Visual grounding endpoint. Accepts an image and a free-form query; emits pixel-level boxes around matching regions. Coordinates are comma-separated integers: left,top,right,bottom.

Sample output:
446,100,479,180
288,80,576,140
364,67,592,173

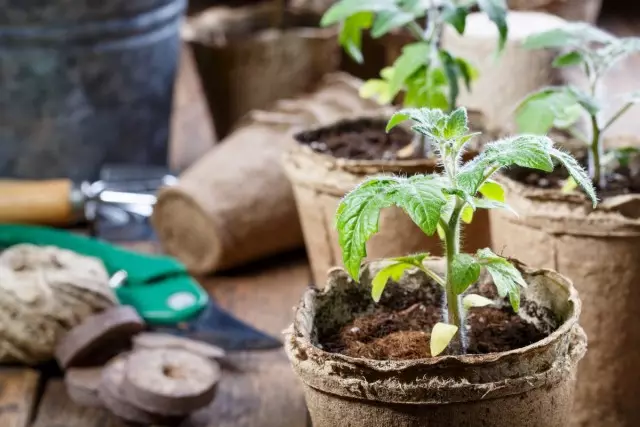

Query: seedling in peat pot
517,22,640,190
336,107,597,355
321,0,509,157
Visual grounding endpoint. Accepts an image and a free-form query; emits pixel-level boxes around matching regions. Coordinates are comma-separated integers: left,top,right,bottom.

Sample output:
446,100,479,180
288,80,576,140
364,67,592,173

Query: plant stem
602,102,634,132
589,113,605,189
407,21,427,42
444,200,465,354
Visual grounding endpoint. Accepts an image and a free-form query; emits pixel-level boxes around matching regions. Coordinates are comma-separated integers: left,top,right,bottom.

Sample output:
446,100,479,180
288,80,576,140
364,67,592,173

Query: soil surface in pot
296,118,415,161
508,153,640,198
320,281,548,360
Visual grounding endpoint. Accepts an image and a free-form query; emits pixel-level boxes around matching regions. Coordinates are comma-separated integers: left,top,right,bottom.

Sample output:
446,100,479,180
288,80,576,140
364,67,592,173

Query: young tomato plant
516,23,640,189
336,107,597,356
320,0,508,112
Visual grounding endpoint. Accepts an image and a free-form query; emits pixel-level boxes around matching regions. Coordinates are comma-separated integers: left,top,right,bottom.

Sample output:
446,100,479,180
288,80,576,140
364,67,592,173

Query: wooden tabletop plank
31,380,125,427
0,368,39,427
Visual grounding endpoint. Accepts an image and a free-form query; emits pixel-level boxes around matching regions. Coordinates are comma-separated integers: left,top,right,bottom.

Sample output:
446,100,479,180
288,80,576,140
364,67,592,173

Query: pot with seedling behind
490,23,640,426
283,0,509,286
285,107,596,426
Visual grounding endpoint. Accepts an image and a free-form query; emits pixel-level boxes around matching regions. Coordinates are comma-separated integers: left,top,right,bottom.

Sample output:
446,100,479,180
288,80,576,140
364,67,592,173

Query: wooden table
0,250,312,427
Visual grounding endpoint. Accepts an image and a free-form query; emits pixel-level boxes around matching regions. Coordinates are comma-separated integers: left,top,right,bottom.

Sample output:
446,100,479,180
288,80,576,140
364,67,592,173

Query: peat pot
282,114,494,287
285,260,586,427
489,173,640,427
0,0,185,180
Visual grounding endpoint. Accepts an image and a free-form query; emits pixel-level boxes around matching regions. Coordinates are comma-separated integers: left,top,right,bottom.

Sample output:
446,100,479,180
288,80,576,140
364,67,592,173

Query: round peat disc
65,366,103,408
99,354,184,425
123,348,220,416
55,306,145,368
133,332,226,360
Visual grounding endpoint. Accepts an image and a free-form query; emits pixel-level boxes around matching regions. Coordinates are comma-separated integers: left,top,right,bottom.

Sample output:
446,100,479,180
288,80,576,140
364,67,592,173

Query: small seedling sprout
321,0,509,156
336,107,597,355
516,22,640,189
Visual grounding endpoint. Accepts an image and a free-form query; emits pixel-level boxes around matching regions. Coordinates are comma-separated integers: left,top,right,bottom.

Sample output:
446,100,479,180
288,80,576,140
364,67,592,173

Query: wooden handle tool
0,179,85,225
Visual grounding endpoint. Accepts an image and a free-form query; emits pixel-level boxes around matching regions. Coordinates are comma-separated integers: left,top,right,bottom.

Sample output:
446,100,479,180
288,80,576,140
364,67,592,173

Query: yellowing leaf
479,181,505,202
463,294,494,310
561,176,578,193
359,79,393,104
430,322,458,356
461,205,474,223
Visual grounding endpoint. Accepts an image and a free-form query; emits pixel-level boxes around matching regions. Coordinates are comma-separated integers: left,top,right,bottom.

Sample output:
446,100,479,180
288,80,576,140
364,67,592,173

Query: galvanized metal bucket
0,0,186,180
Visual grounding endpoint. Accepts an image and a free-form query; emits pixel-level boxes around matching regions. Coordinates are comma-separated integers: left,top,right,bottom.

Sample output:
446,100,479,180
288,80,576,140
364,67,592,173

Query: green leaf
338,12,374,63
387,107,446,134
371,9,416,38
457,135,555,194
389,42,430,98
552,51,584,68
440,51,460,110
321,0,396,26
550,148,598,207
450,254,481,295
515,87,592,135
442,5,468,35
371,261,414,302
461,205,474,223
463,294,494,310
430,322,458,356
359,79,393,104
522,23,615,50
336,177,397,279
391,252,430,265
479,181,505,202
476,248,527,312
386,111,411,132
336,175,447,280
473,198,517,216
392,175,448,235
444,107,469,139
455,57,478,91
477,0,508,51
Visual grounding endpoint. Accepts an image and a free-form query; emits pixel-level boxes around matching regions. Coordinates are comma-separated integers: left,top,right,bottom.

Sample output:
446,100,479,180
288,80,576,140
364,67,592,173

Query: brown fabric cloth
285,260,586,427
489,173,640,427
152,73,385,275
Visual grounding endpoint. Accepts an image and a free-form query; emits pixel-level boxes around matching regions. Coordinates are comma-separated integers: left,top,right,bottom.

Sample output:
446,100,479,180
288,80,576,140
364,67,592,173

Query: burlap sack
152,73,385,274
285,259,586,427
184,2,339,138
282,113,494,287
508,0,602,22
489,171,640,427
442,11,585,134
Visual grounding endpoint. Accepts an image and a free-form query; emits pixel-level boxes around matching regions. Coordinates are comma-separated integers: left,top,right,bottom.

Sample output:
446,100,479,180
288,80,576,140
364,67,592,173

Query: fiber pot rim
285,258,585,404
494,173,640,236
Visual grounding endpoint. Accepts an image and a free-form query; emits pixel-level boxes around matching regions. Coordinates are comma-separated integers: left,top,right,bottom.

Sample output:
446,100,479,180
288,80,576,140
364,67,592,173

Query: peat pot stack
285,260,586,427
442,11,582,133
184,1,339,139
152,73,383,275
283,112,494,287
489,171,640,427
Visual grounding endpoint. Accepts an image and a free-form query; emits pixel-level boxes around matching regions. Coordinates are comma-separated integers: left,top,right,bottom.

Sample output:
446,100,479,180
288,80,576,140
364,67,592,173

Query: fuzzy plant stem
444,201,466,354
589,114,605,189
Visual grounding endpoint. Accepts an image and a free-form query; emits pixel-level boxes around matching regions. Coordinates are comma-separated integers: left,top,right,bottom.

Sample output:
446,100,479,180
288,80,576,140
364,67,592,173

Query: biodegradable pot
184,2,339,139
507,0,602,22
442,11,584,133
489,173,640,427
285,260,586,427
152,73,384,274
283,113,494,287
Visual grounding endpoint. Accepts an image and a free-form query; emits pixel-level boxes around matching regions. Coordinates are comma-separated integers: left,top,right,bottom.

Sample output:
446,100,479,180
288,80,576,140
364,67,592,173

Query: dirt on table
320,282,548,360
296,118,415,161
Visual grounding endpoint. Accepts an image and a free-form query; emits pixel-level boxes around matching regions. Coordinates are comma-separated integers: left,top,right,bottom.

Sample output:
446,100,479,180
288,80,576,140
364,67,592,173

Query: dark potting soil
295,119,416,161
320,282,547,360
508,153,640,198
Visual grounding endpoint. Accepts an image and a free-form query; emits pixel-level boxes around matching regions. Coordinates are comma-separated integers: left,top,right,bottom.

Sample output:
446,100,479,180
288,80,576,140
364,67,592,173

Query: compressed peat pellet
65,366,103,408
133,332,226,360
55,306,145,368
99,354,184,425
123,348,220,416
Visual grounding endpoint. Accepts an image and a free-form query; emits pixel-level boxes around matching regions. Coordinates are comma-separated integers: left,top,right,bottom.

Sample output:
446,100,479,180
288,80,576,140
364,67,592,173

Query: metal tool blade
149,300,282,351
